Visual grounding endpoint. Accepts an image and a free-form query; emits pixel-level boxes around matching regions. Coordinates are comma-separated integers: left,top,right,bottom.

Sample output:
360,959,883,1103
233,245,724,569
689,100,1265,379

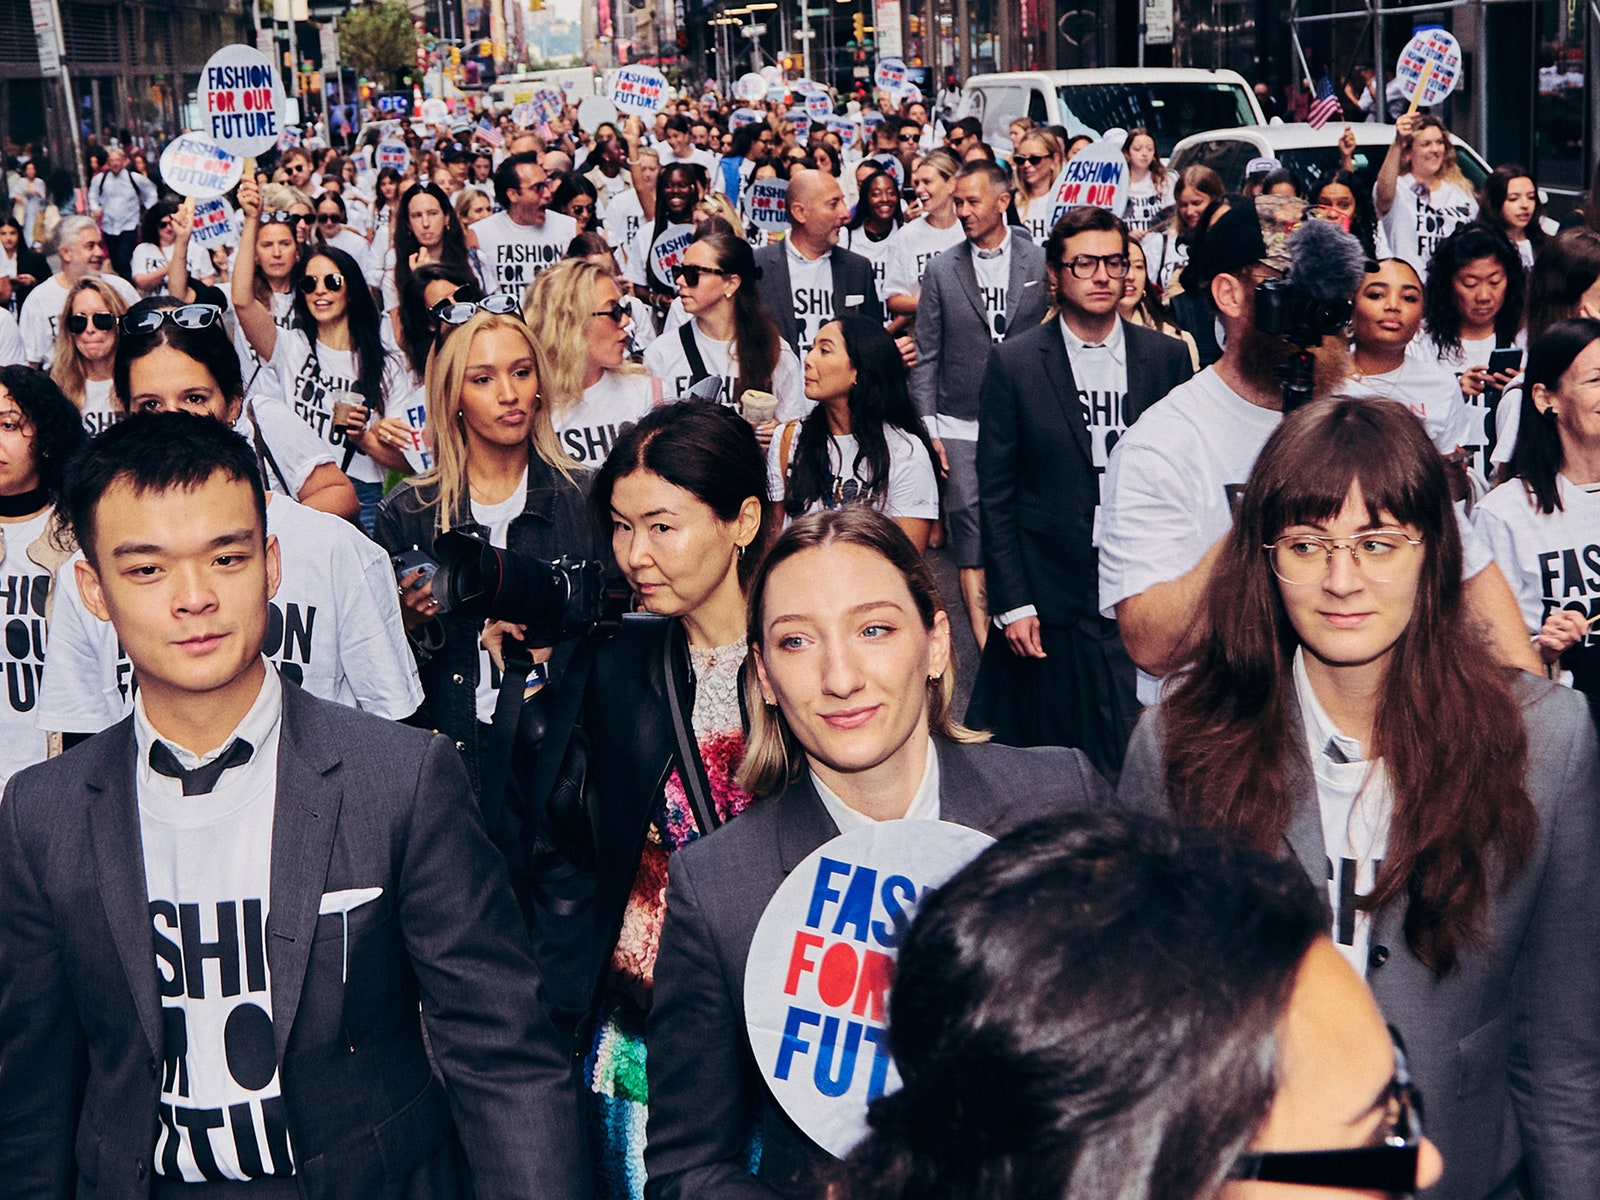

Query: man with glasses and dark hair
277,146,315,192
970,204,1190,776
473,151,578,302
19,215,139,369
943,115,983,155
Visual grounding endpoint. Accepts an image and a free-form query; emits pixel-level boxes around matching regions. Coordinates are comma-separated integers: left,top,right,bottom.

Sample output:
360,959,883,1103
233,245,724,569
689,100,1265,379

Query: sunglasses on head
260,211,308,226
67,311,117,334
121,304,223,336
297,273,345,294
431,292,523,325
671,264,732,287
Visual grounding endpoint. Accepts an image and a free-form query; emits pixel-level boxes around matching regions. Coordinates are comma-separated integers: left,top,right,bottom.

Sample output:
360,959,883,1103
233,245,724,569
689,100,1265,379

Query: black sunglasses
431,292,523,325
1014,153,1051,166
260,212,307,226
121,304,223,336
590,301,631,324
1229,1026,1423,1194
67,311,117,334
316,212,343,224
297,273,345,294
672,264,732,287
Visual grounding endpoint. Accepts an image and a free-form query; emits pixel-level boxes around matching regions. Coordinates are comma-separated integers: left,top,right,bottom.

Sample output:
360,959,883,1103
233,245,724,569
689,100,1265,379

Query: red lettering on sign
816,942,858,1008
851,950,894,1021
784,931,824,995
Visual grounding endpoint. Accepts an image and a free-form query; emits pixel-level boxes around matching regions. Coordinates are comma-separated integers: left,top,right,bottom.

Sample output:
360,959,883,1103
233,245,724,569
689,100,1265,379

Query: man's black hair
62,412,266,568
665,113,693,135
492,150,544,210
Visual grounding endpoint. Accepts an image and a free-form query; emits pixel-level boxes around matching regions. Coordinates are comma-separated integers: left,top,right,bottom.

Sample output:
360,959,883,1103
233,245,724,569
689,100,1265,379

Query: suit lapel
777,772,844,874
766,248,798,349
953,243,987,327
929,740,1000,830
1281,693,1329,884
1004,242,1033,330
87,720,162,1057
828,247,850,319
267,684,345,1060
1040,324,1094,465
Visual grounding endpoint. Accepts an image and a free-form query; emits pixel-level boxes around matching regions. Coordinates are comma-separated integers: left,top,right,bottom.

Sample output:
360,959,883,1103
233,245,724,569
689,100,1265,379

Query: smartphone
391,548,440,590
1487,347,1524,376
901,186,918,203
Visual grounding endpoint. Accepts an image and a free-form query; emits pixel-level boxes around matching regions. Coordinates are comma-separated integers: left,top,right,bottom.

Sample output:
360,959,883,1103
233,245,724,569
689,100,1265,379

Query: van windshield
1055,84,1258,156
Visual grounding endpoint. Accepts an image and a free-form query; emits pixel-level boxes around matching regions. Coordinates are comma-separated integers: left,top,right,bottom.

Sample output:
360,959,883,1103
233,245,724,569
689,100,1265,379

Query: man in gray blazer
0,415,585,1199
909,161,1050,648
643,738,1112,1199
752,169,884,359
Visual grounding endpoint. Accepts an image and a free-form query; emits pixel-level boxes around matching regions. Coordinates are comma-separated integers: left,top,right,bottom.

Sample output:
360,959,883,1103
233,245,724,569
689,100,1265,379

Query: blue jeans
353,479,383,535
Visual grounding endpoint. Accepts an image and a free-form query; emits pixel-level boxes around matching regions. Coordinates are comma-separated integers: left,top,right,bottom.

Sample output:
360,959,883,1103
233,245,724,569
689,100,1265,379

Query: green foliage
339,0,418,89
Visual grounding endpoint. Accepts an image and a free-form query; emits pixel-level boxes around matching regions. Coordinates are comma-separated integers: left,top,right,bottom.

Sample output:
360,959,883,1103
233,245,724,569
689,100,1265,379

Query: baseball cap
1187,194,1308,288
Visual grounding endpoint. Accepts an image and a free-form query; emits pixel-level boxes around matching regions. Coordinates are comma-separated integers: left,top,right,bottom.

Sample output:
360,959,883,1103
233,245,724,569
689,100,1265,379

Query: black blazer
643,739,1114,1199
752,242,885,355
0,681,587,1200
978,317,1192,624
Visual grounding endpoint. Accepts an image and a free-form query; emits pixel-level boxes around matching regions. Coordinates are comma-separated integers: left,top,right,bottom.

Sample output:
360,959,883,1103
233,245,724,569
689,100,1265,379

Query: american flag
1307,74,1342,130
475,117,505,148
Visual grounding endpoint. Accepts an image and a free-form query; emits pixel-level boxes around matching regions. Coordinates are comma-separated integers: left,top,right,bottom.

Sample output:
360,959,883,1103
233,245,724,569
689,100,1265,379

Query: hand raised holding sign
237,174,262,221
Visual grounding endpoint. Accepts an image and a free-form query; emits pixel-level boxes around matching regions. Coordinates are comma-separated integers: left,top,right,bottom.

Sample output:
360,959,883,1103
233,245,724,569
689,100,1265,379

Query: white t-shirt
36,495,423,734
1340,353,1471,454
1098,367,1492,702
1295,647,1391,978
1378,175,1477,280
0,307,25,369
0,508,54,788
786,242,835,356
1140,229,1189,295
1124,174,1176,234
269,328,410,484
554,370,660,468
20,273,140,367
1492,378,1526,468
470,209,578,300
241,394,340,500
138,667,291,1180
1413,330,1525,479
1062,317,1133,504
319,227,373,281
662,146,718,175
79,376,122,436
236,289,296,417
642,320,809,419
1014,192,1055,246
840,225,895,303
1476,474,1600,641
883,217,964,301
970,238,1012,342
471,471,529,724
767,422,939,520
605,189,647,269
130,239,217,296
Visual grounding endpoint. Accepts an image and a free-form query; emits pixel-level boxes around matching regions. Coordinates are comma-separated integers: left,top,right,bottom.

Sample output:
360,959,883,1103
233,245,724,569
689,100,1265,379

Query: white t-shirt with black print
269,328,411,484
840,225,894,303
1378,175,1477,281
767,423,939,520
0,507,54,788
471,471,528,724
553,371,660,468
643,320,809,420
79,376,122,436
883,217,964,301
1124,174,1175,235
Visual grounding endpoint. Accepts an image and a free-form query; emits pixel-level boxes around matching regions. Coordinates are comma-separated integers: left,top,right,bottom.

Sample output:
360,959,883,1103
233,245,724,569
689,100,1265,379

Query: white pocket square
846,293,865,306
1023,279,1040,287
319,886,382,915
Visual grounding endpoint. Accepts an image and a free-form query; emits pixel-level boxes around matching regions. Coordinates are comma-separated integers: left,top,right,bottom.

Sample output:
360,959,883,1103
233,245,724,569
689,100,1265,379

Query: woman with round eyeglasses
641,231,804,424
313,191,371,278
130,200,217,298
48,278,126,435
525,259,661,469
236,188,412,531
1009,130,1064,244
1120,396,1600,1200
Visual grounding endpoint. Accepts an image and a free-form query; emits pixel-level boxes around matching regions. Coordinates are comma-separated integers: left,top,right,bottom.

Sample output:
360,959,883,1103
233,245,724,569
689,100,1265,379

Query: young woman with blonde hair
1375,112,1477,280
1009,128,1064,244
49,277,127,434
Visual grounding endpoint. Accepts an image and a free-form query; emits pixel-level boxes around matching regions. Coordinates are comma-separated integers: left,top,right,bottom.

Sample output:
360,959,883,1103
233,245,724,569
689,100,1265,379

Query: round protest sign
731,107,765,130
276,129,300,152
788,111,812,139
746,178,789,232
159,135,244,200
744,821,995,1158
1396,28,1462,109
197,46,286,157
610,65,668,116
868,152,904,189
420,97,449,125
826,114,859,143
737,72,767,103
1048,139,1129,228
531,84,566,125
862,110,885,132
511,101,539,129
805,90,833,122
376,140,410,172
874,57,907,92
577,95,619,133
190,196,236,247
895,83,923,106
650,222,696,282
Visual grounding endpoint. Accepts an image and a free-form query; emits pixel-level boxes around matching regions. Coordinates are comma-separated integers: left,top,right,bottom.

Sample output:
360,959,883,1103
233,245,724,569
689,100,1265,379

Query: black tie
148,738,255,796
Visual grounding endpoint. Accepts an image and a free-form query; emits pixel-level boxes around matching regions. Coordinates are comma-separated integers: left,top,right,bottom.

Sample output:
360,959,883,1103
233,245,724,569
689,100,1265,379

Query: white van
960,68,1266,156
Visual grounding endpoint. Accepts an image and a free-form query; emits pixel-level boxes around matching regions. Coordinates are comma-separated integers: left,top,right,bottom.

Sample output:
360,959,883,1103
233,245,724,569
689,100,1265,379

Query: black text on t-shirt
0,569,48,712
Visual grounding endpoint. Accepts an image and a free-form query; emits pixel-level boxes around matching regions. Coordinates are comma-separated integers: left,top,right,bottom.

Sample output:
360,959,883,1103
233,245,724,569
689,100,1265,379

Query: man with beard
1098,194,1537,703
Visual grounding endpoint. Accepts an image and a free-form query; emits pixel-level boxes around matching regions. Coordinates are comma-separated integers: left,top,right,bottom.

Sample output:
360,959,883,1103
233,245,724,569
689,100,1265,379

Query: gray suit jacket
910,235,1050,425
643,738,1114,1199
751,241,885,356
1118,673,1600,1200
0,681,586,1200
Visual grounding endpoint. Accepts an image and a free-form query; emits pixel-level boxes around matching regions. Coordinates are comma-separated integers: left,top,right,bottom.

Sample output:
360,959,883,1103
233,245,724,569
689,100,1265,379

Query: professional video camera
1253,216,1367,412
409,530,630,647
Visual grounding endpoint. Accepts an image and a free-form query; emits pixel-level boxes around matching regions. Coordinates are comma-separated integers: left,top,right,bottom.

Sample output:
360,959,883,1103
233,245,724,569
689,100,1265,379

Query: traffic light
480,39,493,55
529,0,544,12
450,45,462,65
852,12,865,41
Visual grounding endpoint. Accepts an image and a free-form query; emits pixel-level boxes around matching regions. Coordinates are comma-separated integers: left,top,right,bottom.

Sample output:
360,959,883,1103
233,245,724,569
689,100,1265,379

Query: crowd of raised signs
0,51,1599,1200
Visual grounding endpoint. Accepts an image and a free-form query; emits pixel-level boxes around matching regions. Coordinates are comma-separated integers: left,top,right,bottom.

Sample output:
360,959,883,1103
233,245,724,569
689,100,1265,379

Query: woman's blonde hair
522,260,644,421
49,278,127,408
737,507,987,797
1402,115,1469,191
916,148,962,183
695,193,746,238
1010,129,1064,198
419,311,576,532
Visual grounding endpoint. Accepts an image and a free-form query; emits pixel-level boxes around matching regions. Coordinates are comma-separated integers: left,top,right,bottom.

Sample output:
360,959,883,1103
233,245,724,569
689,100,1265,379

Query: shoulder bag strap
679,321,711,385
779,419,799,478
244,401,292,495
662,627,721,834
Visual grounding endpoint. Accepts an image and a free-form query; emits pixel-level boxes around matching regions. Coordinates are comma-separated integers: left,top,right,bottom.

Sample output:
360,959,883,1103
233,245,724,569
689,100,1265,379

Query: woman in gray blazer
1119,397,1600,1200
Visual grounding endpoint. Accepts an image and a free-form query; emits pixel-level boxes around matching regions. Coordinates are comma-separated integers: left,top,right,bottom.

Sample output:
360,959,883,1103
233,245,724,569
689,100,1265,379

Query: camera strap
663,629,721,835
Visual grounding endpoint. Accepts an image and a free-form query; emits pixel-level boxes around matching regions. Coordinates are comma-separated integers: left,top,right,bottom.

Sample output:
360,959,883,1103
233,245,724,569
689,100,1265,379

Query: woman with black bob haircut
508,400,770,1200
1420,222,1526,375
770,314,938,549
645,507,1112,1200
1120,396,1600,1200
834,811,1443,1200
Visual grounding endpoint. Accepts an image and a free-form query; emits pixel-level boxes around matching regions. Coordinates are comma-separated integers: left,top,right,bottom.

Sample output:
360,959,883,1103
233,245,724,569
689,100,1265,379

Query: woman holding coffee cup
768,314,938,550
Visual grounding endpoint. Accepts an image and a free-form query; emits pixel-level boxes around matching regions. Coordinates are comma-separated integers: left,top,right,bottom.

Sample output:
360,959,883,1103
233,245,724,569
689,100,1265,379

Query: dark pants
105,229,138,282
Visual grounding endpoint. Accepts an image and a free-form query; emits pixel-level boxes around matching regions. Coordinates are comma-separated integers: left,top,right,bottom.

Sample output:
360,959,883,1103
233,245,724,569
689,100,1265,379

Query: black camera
1253,277,1353,348
432,531,629,648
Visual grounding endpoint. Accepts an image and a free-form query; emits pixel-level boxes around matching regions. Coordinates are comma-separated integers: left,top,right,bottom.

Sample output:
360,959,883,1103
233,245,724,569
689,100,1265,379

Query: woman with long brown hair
1120,396,1600,1200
